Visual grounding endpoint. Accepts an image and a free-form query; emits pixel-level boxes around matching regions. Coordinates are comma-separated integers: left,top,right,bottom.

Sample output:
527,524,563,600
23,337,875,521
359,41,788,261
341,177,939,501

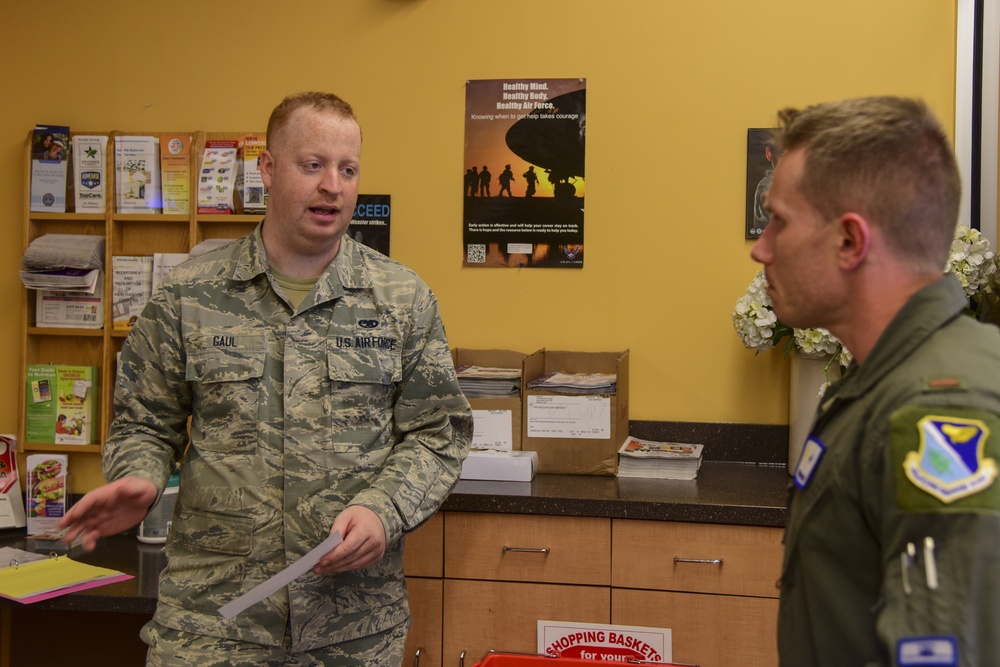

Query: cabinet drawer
612,519,782,598
404,512,444,578
443,579,610,663
612,588,778,667
445,513,611,585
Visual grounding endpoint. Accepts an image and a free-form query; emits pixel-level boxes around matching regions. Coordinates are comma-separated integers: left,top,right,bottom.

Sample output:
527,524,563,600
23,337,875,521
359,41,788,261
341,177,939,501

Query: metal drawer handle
502,546,551,554
459,649,466,667
674,557,723,565
413,646,422,667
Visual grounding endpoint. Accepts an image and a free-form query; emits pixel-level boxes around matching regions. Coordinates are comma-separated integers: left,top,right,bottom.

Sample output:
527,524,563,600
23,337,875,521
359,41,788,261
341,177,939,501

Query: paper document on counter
218,531,342,619
0,549,132,604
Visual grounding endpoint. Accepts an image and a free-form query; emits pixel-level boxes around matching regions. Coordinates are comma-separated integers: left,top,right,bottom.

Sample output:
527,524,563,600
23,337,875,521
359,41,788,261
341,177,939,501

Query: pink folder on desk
0,555,133,604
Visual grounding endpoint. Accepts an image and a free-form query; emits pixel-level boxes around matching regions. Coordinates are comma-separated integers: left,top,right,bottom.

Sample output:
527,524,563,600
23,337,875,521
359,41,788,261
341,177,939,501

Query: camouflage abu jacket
104,225,472,651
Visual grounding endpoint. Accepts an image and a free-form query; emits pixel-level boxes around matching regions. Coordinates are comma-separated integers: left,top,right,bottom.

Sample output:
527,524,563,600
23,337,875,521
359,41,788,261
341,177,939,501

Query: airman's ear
837,212,871,270
259,150,275,189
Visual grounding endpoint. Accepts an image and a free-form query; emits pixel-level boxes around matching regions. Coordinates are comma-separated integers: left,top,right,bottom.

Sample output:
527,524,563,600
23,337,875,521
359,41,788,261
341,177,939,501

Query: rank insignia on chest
897,636,957,666
902,415,997,503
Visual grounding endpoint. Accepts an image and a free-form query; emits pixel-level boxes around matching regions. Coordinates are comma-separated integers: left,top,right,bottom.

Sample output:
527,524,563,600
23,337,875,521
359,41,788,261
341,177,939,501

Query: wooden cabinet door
405,513,445,578
443,579,610,665
404,577,443,667
612,588,778,667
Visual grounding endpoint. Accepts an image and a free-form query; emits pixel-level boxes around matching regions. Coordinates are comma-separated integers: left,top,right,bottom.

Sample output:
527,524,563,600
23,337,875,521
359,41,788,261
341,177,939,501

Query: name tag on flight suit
794,436,825,489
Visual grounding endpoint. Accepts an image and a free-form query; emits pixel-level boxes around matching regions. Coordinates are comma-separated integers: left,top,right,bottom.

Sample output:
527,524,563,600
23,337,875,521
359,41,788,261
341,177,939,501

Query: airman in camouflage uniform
60,92,472,666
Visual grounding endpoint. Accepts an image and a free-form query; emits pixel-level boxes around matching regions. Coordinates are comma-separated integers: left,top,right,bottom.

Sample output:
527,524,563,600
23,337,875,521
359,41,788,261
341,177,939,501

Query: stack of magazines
456,365,521,399
20,234,105,293
526,371,616,395
617,436,704,480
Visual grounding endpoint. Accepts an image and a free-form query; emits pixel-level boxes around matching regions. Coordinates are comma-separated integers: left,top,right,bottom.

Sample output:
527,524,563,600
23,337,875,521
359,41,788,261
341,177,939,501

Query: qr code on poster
466,244,486,263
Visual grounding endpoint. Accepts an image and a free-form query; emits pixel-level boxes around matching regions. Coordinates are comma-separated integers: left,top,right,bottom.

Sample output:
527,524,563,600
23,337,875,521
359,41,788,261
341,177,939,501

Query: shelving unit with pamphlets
19,129,265,455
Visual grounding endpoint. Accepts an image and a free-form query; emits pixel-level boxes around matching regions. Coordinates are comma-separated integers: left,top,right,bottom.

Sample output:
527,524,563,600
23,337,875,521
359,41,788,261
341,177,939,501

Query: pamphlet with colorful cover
0,435,26,529
111,255,153,330
25,365,97,445
241,134,267,213
30,124,70,212
71,134,108,213
160,134,192,214
198,140,241,213
115,135,161,213
25,454,68,535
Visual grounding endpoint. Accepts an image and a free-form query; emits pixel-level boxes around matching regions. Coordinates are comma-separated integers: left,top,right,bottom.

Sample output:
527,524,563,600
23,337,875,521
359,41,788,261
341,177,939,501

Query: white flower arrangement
945,225,996,300
731,270,779,353
734,224,1000,363
732,269,847,364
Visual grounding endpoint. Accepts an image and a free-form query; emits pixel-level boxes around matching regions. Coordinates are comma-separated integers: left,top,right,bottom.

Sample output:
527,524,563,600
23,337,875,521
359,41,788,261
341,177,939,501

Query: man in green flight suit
752,96,1000,666
60,92,473,666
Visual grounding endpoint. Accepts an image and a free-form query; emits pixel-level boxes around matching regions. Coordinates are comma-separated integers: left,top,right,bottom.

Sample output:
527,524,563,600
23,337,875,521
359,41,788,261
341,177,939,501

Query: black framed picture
745,128,777,239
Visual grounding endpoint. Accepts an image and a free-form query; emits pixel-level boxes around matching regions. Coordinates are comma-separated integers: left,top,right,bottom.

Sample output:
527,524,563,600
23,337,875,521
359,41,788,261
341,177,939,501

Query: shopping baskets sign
537,620,672,662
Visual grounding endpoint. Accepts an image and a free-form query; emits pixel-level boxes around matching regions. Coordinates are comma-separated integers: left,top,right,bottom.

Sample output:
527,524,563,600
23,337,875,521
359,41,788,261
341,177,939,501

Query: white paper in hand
218,531,343,619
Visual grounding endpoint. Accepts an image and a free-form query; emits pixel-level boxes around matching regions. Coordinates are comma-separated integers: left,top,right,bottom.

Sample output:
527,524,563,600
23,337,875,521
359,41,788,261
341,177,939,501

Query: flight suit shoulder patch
891,405,1000,510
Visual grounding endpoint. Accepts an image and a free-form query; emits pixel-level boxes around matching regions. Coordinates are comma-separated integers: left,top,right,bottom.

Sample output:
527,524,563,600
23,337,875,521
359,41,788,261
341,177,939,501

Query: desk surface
0,463,788,615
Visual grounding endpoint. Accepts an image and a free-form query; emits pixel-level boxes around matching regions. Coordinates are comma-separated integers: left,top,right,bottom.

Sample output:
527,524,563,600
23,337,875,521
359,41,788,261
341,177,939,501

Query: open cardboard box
521,349,629,476
452,348,531,452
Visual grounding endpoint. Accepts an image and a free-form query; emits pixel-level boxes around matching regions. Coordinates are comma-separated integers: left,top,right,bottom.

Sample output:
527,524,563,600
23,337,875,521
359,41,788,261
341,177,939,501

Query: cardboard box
453,348,530,451
522,349,629,476
25,365,98,445
0,435,26,528
461,450,538,482
25,453,68,535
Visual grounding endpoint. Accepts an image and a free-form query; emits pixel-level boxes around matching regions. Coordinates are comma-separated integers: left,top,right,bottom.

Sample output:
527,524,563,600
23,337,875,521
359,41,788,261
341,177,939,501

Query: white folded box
460,450,538,482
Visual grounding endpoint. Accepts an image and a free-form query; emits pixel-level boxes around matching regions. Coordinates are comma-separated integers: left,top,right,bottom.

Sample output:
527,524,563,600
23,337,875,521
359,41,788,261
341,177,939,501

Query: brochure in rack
30,124,70,212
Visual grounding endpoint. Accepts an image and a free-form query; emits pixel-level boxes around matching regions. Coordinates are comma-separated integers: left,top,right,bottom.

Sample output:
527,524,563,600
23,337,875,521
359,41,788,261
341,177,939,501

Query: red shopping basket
471,652,695,667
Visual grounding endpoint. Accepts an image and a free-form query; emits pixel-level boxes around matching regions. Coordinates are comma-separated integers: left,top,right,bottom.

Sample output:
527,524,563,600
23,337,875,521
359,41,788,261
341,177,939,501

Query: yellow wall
0,1,958,490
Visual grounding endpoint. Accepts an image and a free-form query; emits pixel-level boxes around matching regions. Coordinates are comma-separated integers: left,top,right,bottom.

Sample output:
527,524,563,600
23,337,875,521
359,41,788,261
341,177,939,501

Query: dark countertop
0,462,789,615
444,462,789,527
